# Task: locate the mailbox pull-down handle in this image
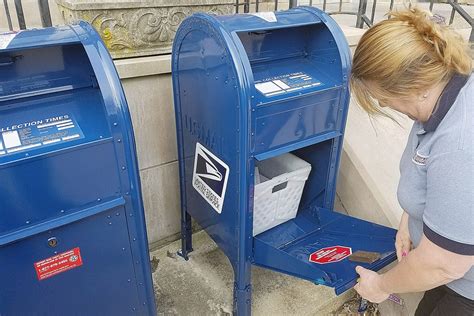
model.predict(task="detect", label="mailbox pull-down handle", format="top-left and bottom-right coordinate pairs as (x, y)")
top-left (0, 197), bottom-right (126, 247)
top-left (0, 55), bottom-right (21, 67)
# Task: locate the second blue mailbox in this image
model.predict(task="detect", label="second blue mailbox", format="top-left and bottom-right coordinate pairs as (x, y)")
top-left (173, 7), bottom-right (397, 315)
top-left (0, 23), bottom-right (155, 315)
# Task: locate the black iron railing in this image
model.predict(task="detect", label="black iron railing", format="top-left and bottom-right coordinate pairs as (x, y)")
top-left (235, 0), bottom-right (472, 41)
top-left (2, 0), bottom-right (52, 30)
top-left (2, 0), bottom-right (472, 41)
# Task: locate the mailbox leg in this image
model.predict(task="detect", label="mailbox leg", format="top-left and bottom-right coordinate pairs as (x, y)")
top-left (178, 211), bottom-right (193, 260)
top-left (233, 263), bottom-right (252, 315)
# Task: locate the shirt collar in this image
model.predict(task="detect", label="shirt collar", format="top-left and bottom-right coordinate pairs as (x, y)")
top-left (422, 73), bottom-right (470, 133)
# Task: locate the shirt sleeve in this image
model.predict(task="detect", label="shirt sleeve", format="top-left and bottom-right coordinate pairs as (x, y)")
top-left (422, 149), bottom-right (474, 255)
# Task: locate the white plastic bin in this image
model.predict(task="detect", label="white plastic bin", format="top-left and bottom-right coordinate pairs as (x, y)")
top-left (253, 153), bottom-right (312, 236)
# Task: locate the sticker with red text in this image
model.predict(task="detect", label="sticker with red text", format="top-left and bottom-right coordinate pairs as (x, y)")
top-left (309, 246), bottom-right (352, 264)
top-left (34, 247), bottom-right (83, 280)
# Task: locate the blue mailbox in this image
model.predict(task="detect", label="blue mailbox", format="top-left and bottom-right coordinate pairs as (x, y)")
top-left (0, 24), bottom-right (155, 315)
top-left (173, 7), bottom-right (397, 315)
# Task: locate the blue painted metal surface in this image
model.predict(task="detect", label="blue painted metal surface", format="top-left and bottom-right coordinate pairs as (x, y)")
top-left (172, 7), bottom-right (397, 315)
top-left (0, 23), bottom-right (156, 315)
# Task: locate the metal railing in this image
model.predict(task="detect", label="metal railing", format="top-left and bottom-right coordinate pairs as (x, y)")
top-left (2, 0), bottom-right (52, 31)
top-left (235, 0), bottom-right (472, 41)
top-left (2, 0), bottom-right (472, 41)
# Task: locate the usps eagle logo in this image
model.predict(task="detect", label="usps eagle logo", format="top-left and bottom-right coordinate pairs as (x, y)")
top-left (192, 143), bottom-right (230, 214)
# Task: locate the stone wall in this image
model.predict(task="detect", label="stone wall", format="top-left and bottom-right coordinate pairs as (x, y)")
top-left (113, 57), bottom-right (180, 248)
top-left (56, 0), bottom-right (235, 58)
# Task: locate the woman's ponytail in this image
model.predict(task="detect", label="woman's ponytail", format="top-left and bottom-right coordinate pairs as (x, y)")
top-left (391, 7), bottom-right (471, 75)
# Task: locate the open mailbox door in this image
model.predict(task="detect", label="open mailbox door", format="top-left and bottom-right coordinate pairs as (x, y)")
top-left (254, 207), bottom-right (396, 294)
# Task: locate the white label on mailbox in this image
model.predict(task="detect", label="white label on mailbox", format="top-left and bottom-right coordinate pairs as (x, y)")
top-left (0, 32), bottom-right (18, 49)
top-left (255, 72), bottom-right (323, 97)
top-left (251, 12), bottom-right (277, 23)
top-left (273, 80), bottom-right (290, 90)
top-left (2, 131), bottom-right (22, 148)
top-left (192, 143), bottom-right (230, 214)
top-left (255, 81), bottom-right (282, 95)
top-left (0, 114), bottom-right (84, 157)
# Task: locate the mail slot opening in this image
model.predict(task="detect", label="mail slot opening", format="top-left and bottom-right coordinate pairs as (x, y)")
top-left (237, 24), bottom-right (343, 100)
top-left (0, 44), bottom-right (97, 101)
top-left (0, 43), bottom-right (111, 164)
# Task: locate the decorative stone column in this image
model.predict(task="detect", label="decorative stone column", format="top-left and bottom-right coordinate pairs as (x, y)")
top-left (56, 0), bottom-right (235, 59)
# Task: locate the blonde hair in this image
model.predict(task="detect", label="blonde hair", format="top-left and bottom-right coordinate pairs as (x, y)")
top-left (351, 7), bottom-right (472, 115)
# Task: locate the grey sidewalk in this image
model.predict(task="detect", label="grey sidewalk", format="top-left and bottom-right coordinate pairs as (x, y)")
top-left (149, 195), bottom-right (423, 315)
top-left (150, 229), bottom-right (423, 315)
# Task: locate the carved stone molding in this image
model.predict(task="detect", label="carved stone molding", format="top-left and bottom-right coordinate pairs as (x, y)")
top-left (56, 1), bottom-right (235, 59)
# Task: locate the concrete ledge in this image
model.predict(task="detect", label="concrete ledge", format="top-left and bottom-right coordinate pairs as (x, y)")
top-left (337, 149), bottom-right (393, 227)
top-left (115, 55), bottom-right (172, 79)
top-left (337, 103), bottom-right (412, 228)
top-left (339, 25), bottom-right (366, 46)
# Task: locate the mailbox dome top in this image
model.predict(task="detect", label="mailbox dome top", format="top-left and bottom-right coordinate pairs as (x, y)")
top-left (214, 7), bottom-right (323, 33)
top-left (0, 21), bottom-right (99, 52)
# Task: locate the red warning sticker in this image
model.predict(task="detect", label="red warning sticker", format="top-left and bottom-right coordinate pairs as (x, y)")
top-left (34, 247), bottom-right (83, 281)
top-left (309, 246), bottom-right (352, 264)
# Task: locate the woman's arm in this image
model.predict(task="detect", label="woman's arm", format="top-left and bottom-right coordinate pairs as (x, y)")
top-left (381, 234), bottom-right (473, 292)
top-left (395, 211), bottom-right (411, 261)
top-left (355, 234), bottom-right (473, 303)
top-left (356, 149), bottom-right (474, 302)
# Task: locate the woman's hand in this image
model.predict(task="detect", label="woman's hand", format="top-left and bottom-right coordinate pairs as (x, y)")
top-left (354, 266), bottom-right (390, 303)
top-left (395, 211), bottom-right (412, 262)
